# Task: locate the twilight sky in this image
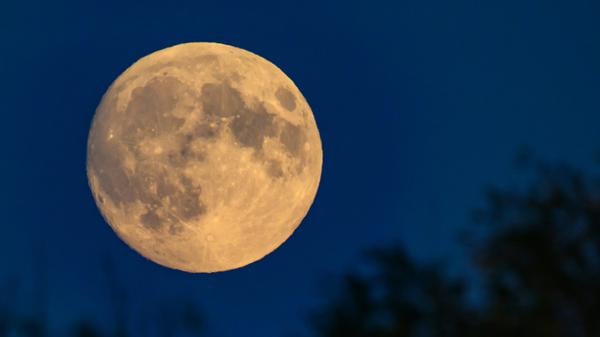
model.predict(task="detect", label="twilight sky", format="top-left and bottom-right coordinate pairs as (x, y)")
top-left (2, 0), bottom-right (600, 336)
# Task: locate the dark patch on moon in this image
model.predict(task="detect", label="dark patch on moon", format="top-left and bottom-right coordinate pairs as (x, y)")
top-left (132, 164), bottom-right (206, 231)
top-left (275, 87), bottom-right (296, 111)
top-left (156, 172), bottom-right (178, 198)
top-left (122, 76), bottom-right (187, 143)
top-left (197, 81), bottom-right (309, 179)
top-left (90, 143), bottom-right (207, 232)
top-left (140, 210), bottom-right (162, 229)
top-left (180, 146), bottom-right (203, 161)
top-left (172, 189), bottom-right (205, 219)
top-left (89, 141), bottom-right (138, 205)
top-left (166, 151), bottom-right (186, 167)
top-left (201, 82), bottom-right (245, 118)
top-left (200, 81), bottom-right (278, 152)
top-left (137, 187), bottom-right (206, 232)
top-left (167, 133), bottom-right (207, 167)
top-left (230, 104), bottom-right (276, 151)
top-left (192, 123), bottom-right (218, 139)
top-left (91, 75), bottom-right (210, 231)
top-left (167, 146), bottom-right (205, 167)
top-left (279, 122), bottom-right (305, 156)
top-left (88, 94), bottom-right (139, 205)
top-left (132, 162), bottom-right (168, 208)
top-left (167, 220), bottom-right (184, 235)
top-left (266, 159), bottom-right (284, 178)
top-left (171, 175), bottom-right (207, 226)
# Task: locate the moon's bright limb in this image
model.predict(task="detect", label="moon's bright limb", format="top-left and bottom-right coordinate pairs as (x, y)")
top-left (87, 43), bottom-right (322, 273)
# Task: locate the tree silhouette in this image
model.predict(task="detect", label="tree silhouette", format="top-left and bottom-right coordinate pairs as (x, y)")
top-left (470, 159), bottom-right (600, 337)
top-left (311, 247), bottom-right (476, 337)
top-left (312, 155), bottom-right (600, 337)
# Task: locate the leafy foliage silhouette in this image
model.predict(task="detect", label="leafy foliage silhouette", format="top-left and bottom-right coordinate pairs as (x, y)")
top-left (312, 156), bottom-right (600, 337)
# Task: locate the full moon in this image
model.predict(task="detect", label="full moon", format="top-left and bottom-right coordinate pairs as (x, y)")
top-left (87, 43), bottom-right (322, 273)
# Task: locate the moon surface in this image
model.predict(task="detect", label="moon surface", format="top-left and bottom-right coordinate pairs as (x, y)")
top-left (87, 43), bottom-right (322, 273)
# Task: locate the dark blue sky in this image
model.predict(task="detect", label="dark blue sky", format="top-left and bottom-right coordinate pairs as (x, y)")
top-left (2, 0), bottom-right (600, 336)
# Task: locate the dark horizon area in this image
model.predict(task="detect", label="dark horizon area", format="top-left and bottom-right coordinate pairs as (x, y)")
top-left (2, 0), bottom-right (600, 336)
